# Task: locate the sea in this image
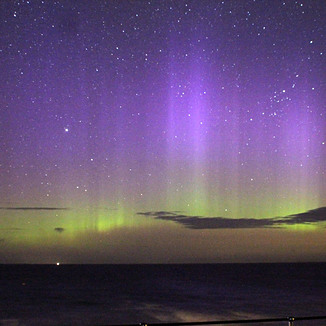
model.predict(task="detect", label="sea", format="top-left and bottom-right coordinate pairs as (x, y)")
top-left (0, 263), bottom-right (325, 326)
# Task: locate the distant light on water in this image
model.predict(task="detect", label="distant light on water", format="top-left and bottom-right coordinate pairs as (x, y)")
top-left (56, 262), bottom-right (60, 266)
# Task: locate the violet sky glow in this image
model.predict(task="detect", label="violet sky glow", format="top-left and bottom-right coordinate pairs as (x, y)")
top-left (0, 0), bottom-right (325, 263)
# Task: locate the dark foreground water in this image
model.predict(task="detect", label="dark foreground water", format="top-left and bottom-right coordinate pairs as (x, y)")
top-left (0, 263), bottom-right (326, 326)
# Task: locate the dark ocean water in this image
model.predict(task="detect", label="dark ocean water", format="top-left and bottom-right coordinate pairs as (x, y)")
top-left (0, 263), bottom-right (326, 326)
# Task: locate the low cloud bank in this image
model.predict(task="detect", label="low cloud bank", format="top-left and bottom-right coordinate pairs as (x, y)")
top-left (138, 207), bottom-right (326, 229)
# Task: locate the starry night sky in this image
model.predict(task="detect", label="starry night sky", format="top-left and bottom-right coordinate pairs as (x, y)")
top-left (0, 0), bottom-right (325, 263)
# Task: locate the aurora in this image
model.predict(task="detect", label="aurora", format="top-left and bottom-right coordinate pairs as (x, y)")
top-left (0, 0), bottom-right (325, 263)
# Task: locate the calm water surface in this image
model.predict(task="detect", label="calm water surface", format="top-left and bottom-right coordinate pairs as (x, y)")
top-left (0, 263), bottom-right (326, 325)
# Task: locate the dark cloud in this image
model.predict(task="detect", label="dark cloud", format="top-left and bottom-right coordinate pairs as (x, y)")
top-left (54, 227), bottom-right (65, 233)
top-left (0, 207), bottom-right (69, 211)
top-left (138, 207), bottom-right (326, 230)
top-left (281, 207), bottom-right (326, 224)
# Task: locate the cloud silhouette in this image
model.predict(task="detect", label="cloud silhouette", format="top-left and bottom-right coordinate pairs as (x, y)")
top-left (54, 227), bottom-right (65, 233)
top-left (138, 207), bottom-right (326, 230)
top-left (0, 207), bottom-right (69, 211)
top-left (280, 207), bottom-right (326, 224)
